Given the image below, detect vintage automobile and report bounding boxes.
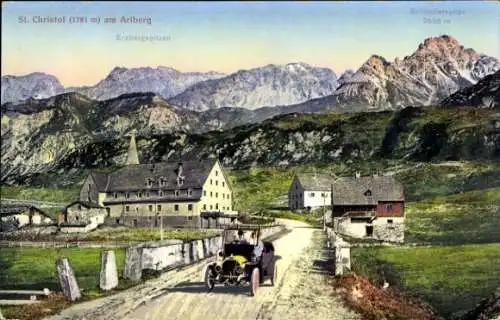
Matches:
[203,225,278,296]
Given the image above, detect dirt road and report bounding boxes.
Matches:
[126,220,360,320]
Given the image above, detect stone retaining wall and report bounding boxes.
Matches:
[325,226,351,276]
[124,224,286,280]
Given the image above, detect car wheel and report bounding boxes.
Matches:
[205,266,215,292]
[250,267,260,296]
[271,264,277,286]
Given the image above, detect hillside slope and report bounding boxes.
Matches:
[4,106,499,185]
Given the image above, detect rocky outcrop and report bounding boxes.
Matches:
[67,66,225,101]
[441,70,499,108]
[460,288,500,320]
[167,62,339,111]
[3,106,499,185]
[1,72,65,104]
[334,35,499,108]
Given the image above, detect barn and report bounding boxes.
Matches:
[331,175,405,242]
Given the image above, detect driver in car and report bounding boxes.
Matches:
[236,229,249,244]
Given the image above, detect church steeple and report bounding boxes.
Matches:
[125,131,140,165]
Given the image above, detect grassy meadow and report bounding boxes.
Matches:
[405,187,500,244]
[0,247,126,291]
[350,187,500,318]
[351,244,500,318]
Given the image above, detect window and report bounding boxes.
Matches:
[310,193,315,197]
[177,177,184,186]
[126,193,130,199]
[113,193,117,199]
[215,203,219,210]
[188,216,193,220]
[158,190,164,197]
[203,190,206,196]
[210,191,213,197]
[215,170,218,176]
[388,219,393,224]
[159,177,167,187]
[148,205,153,212]
[175,190,179,197]
[203,204,206,210]
[135,207,139,212]
[210,179,213,185]
[364,190,372,197]
[75,216,79,221]
[222,182,225,187]
[216,181,218,186]
[147,179,153,187]
[139,192,143,198]
[125,206,130,212]
[157,205,162,211]
[210,205,213,210]
[187,189,192,196]
[222,194,225,199]
[174,204,179,211]
[387,204,393,211]
[188,204,193,211]
[216,192,218,198]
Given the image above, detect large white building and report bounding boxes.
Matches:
[288,173,333,211]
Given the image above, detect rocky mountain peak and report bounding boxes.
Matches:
[335,35,499,108]
[167,62,339,111]
[1,72,65,104]
[363,55,391,71]
[415,35,478,60]
[421,35,460,49]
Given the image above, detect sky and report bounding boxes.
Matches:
[2,1,499,87]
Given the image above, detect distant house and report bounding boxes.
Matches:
[76,133,236,228]
[59,201,106,233]
[288,173,333,211]
[331,174,405,242]
[0,205,53,232]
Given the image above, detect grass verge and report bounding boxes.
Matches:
[351,243,500,319]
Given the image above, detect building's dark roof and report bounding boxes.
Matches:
[89,159,217,193]
[295,173,335,191]
[91,172,109,192]
[0,204,50,218]
[66,200,104,209]
[332,176,404,205]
